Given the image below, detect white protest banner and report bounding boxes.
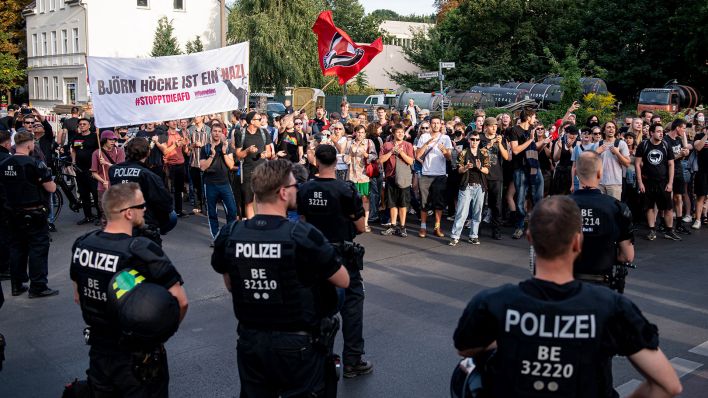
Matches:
[87,42,249,128]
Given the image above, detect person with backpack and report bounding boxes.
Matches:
[199,123,237,245]
[595,121,630,200]
[234,111,273,219]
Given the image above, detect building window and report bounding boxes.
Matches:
[32,34,38,56]
[174,0,184,10]
[34,77,39,99]
[39,0,45,13]
[51,31,57,55]
[50,0,56,11]
[137,0,148,8]
[73,28,79,53]
[42,32,47,55]
[54,77,60,100]
[44,77,50,99]
[61,30,68,54]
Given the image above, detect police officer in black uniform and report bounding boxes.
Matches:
[0,130,12,282]
[570,151,634,291]
[453,196,682,398]
[0,131,59,298]
[296,145,373,378]
[109,138,176,246]
[70,183,188,397]
[211,159,350,397]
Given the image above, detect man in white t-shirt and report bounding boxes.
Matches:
[596,121,630,200]
[414,116,453,238]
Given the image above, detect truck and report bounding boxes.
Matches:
[637,81,700,115]
[349,94,398,119]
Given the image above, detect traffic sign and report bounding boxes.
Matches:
[417,71,439,79]
[441,62,456,69]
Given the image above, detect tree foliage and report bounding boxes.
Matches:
[185,36,204,54]
[327,0,383,43]
[0,0,32,97]
[369,9,435,23]
[150,17,182,57]
[228,0,324,93]
[397,0,707,102]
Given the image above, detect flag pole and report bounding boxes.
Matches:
[297,78,337,113]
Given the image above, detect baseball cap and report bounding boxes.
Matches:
[101,130,117,140]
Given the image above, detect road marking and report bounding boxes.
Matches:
[616,379,642,397]
[669,357,702,378]
[688,340,708,357]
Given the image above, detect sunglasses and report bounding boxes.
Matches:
[281,183,298,191]
[118,202,146,212]
[24,121,34,124]
[332,127,343,130]
[294,122,303,125]
[421,126,430,130]
[469,138,480,141]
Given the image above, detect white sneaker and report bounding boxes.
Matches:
[682,215,693,223]
[692,220,701,230]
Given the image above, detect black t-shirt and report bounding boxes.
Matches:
[636,139,674,183]
[663,134,684,179]
[460,149,486,188]
[508,125,530,170]
[62,117,80,143]
[297,177,362,243]
[234,128,272,177]
[279,131,304,163]
[695,133,708,171]
[0,154,53,208]
[453,279,659,398]
[0,116,12,131]
[480,135,506,181]
[200,143,232,185]
[70,132,99,170]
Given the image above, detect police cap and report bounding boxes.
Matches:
[107,269,180,346]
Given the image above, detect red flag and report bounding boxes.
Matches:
[312,10,383,85]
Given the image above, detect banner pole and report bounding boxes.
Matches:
[297,78,337,113]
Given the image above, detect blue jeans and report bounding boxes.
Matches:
[513,169,544,229]
[205,182,238,239]
[368,175,382,221]
[450,184,485,239]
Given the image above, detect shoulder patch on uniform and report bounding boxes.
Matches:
[292,221,326,248]
[129,236,164,257]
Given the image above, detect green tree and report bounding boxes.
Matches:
[544,41,607,109]
[150,17,182,57]
[185,36,204,54]
[228,0,324,93]
[370,9,435,23]
[327,0,383,43]
[0,0,32,102]
[0,31,25,100]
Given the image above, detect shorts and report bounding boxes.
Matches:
[672,177,686,195]
[242,175,255,204]
[354,182,370,197]
[385,178,411,208]
[419,175,447,210]
[695,171,708,196]
[642,180,672,211]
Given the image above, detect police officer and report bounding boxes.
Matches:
[297,145,373,378]
[109,138,176,246]
[0,131,59,298]
[70,183,188,397]
[0,131,12,282]
[211,159,350,397]
[570,151,634,289]
[453,196,682,398]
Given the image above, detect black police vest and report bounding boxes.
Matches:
[571,189,620,274]
[488,284,615,398]
[299,178,358,243]
[109,161,162,226]
[0,155,48,208]
[70,231,136,340]
[224,220,318,331]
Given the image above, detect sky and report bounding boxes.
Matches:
[360,0,436,16]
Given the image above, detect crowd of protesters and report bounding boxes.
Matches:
[1,100,707,246]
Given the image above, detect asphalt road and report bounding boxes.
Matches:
[1,207,707,397]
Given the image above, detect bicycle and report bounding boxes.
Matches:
[48,155,83,223]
